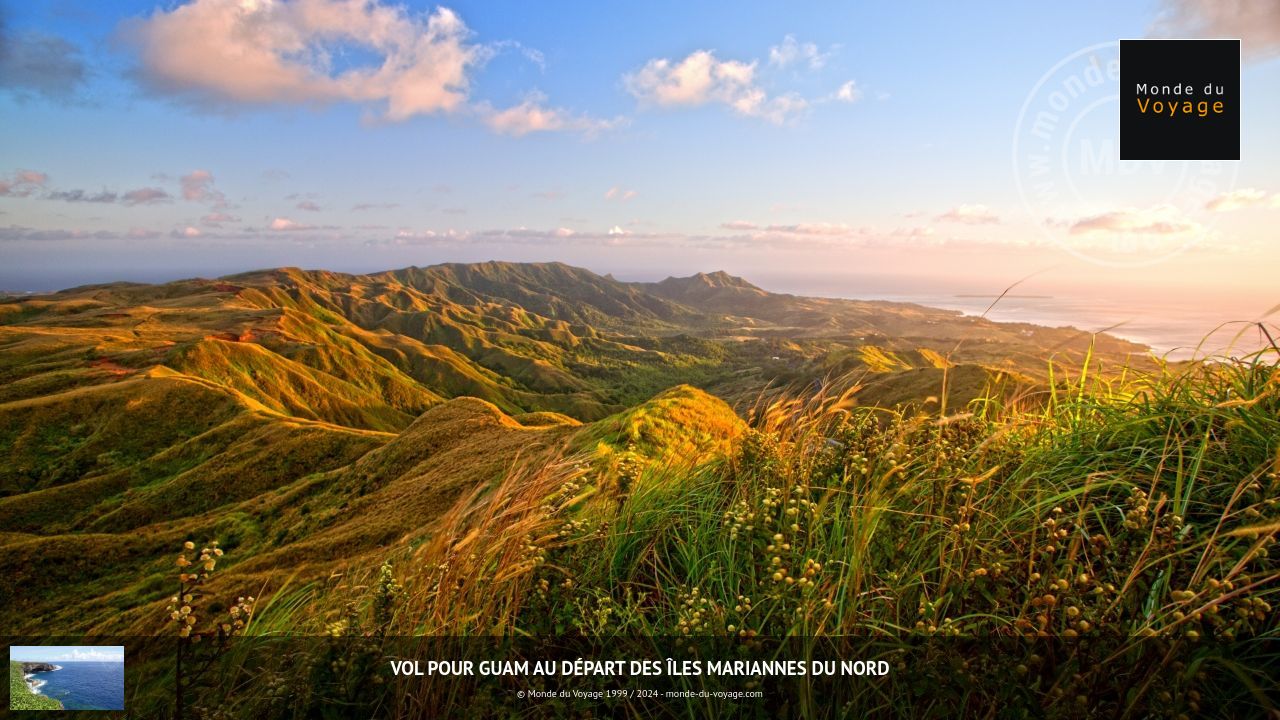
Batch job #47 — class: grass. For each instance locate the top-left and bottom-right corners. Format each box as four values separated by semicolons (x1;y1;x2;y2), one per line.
228;350;1279;717
3;264;1276;715
9;661;62;710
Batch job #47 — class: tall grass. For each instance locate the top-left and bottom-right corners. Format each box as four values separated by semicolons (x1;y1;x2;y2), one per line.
227;350;1279;716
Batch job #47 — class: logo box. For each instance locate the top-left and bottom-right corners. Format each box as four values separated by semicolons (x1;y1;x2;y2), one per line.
1120;39;1240;160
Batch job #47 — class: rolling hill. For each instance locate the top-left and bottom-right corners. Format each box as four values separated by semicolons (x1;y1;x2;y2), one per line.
0;261;1155;633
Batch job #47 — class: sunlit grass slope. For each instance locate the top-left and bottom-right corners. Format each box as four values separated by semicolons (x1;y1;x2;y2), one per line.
304;355;1278;666
0;262;1174;641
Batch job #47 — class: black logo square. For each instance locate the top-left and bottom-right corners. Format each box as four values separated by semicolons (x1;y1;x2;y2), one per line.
1120;39;1240;160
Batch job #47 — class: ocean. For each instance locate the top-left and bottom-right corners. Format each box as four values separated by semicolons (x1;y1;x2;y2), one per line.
737;272;1277;362
26;661;125;711
856;294;1275;361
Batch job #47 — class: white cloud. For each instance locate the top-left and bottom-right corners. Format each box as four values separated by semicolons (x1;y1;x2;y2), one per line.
607;225;629;236
832;80;861;103
624;49;808;124
937;204;999;225
1067;205;1201;236
768;35;834;70
56;648;123;662
179;225;202;237
1205;188;1274;212
479;92;619;137
123;1;483;122
1150;0;1280;60
270;217;312;231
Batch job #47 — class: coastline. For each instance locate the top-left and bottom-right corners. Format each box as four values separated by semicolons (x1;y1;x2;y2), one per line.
24;664;61;695
9;661;63;710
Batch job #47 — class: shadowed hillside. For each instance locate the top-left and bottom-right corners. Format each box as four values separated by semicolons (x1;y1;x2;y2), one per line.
0;261;1159;634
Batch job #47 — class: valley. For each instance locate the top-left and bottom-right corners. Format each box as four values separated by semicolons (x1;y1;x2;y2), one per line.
0;261;1152;633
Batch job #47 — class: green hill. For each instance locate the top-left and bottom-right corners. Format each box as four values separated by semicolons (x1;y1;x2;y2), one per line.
9;661;61;710
0;261;1162;635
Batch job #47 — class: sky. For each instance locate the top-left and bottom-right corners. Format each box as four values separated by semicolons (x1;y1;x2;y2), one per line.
1;0;1278;329
10;645;125;663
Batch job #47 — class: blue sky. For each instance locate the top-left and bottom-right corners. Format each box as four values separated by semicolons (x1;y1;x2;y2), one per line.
10;645;124;663
1;0;1278;314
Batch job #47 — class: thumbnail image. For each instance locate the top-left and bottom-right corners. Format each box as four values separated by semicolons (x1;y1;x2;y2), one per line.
8;647;124;711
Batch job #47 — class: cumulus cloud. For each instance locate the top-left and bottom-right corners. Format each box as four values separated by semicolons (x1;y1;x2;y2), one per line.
0;170;49;197
1205;188;1276;212
768;35;835;70
176;225;202;238
1150;0;1280;60
62;648;123;662
479;92;620;137
0;31;87;100
624;49;808;124
122;1;483;122
937;204;999;225
1068;205;1201;236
